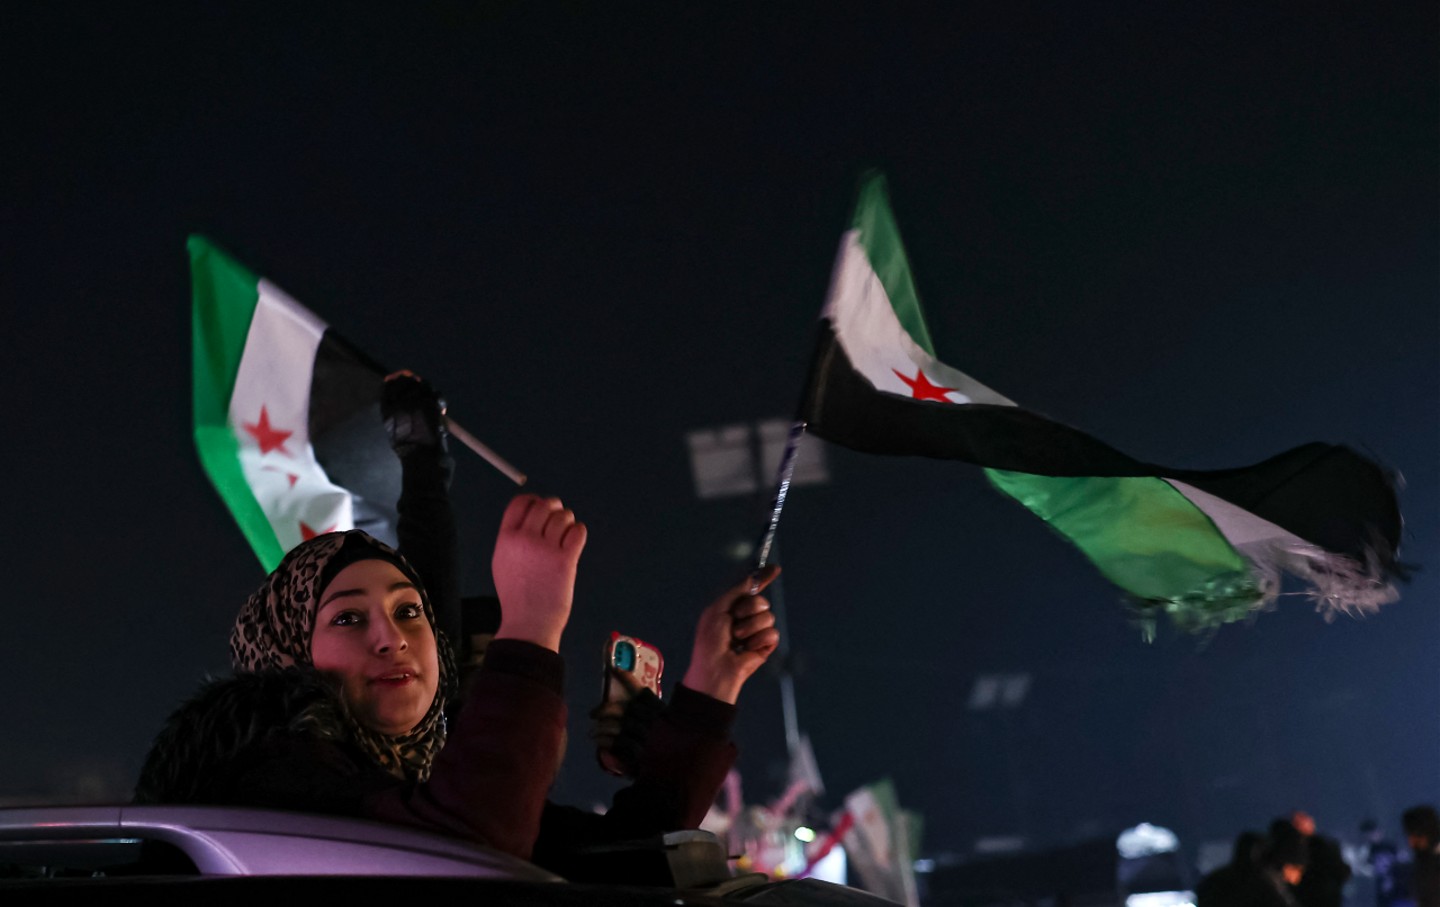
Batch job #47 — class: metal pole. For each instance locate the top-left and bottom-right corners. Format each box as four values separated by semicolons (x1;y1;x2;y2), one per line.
752;420;807;571
749;421;807;760
764;546;802;757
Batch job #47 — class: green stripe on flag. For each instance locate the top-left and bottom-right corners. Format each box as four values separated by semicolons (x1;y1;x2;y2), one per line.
191;236;259;427
852;172;936;357
984;467;1261;624
189;235;285;569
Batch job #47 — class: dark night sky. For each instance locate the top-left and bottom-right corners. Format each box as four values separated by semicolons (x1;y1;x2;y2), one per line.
4;2;1436;856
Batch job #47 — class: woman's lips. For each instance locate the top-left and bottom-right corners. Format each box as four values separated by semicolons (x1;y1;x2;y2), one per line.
370;671;417;686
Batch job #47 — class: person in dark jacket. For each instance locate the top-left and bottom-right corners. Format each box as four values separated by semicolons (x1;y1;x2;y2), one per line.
136;498;581;859
1196;830;1269;907
1265;819;1310;907
137;499;781;868
1291;810;1352;907
1404;805;1440;907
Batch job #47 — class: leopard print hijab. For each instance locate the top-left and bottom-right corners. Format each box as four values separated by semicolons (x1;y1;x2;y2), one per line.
229;530;457;782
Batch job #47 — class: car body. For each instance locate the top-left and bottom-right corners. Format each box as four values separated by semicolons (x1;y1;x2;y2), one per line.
0;804;898;906
0;803;558;879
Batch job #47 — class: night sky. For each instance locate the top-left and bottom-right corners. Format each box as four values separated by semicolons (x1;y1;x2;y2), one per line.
4;2;1436;858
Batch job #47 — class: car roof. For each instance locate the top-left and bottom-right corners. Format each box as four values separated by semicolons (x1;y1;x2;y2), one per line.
0;803;558;880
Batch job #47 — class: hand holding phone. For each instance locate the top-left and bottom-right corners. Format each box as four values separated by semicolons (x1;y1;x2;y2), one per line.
596;632;663;776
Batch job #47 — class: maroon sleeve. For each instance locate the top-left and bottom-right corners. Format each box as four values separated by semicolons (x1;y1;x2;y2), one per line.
363;639;567;860
530;684;737;875
601;683;738;836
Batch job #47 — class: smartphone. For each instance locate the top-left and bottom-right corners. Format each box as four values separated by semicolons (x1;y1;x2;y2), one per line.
597;632;664;776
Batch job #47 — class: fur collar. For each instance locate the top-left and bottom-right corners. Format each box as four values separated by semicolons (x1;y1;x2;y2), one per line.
134;668;352;804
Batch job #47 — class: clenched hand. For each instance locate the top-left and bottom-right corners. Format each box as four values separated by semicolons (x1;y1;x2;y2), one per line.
491;494;587;653
681;565;781;705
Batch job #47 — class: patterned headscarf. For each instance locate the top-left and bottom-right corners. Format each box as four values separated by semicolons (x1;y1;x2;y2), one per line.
229;530;456;781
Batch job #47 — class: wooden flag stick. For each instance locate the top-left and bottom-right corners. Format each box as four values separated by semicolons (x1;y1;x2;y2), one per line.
445;417;527;486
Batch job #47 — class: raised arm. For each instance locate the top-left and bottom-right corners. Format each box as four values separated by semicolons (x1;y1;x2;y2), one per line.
532;568;781;876
367;493;586;859
680;565;780;705
382;371;462;646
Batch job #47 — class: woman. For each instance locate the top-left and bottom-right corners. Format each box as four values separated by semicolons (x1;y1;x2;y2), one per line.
136;494;780;867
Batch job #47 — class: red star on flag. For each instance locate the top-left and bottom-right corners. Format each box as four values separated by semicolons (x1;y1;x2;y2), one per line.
300;521;337;541
893;367;959;403
243;406;294;456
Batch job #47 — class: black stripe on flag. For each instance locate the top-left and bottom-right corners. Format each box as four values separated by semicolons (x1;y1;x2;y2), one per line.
801;324;1401;569
309;330;400;546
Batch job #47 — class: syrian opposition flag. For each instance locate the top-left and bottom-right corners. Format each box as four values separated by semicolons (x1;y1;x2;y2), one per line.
832;779;921;906
799;174;1402;631
191;236;400;570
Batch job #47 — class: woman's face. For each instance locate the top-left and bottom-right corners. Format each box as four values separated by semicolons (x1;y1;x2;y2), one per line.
311;559;440;735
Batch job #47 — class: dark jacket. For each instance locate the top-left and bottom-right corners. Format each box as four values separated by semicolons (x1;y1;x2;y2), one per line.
1416;845;1440;907
137;639;567;860
1196;864;1300;907
135;640;737;871
1295;833;1351;907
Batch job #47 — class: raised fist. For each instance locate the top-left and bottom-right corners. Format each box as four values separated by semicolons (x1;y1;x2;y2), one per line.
491;494;587;653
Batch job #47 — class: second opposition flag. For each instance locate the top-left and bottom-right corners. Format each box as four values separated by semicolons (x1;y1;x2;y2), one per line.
800;174;1402;629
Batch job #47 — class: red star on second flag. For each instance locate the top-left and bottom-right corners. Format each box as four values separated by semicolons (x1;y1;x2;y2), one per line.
893;367;959;403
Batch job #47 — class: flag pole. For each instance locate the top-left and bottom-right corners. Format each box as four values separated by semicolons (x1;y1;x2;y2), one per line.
752;419;808;570
749;419;808;762
445;416;527;486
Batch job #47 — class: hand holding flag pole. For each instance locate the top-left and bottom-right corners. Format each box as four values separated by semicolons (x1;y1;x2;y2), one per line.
384;370;527;486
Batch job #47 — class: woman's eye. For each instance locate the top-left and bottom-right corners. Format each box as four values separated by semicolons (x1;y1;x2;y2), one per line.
330;612;362;627
396;603;423;620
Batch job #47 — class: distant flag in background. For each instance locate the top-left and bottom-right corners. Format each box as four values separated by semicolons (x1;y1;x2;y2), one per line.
190;236;401;570
799;173;1403;632
834;779;921;906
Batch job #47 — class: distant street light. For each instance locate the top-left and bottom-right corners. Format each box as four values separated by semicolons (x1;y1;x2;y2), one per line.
967;673;1032;711
967;672;1035;841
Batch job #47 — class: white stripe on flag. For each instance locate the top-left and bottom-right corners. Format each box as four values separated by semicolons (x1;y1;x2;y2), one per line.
228;279;354;551
825;231;1014;406
1164;479;1309;550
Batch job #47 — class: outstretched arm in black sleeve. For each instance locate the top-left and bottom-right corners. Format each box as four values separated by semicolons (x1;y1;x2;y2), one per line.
382;371;462;649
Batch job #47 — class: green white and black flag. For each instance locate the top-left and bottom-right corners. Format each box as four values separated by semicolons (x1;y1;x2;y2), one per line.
190;236;400;570
800;173;1402;630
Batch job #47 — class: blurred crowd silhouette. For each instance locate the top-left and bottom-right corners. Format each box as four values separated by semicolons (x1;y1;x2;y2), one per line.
1196;805;1439;907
